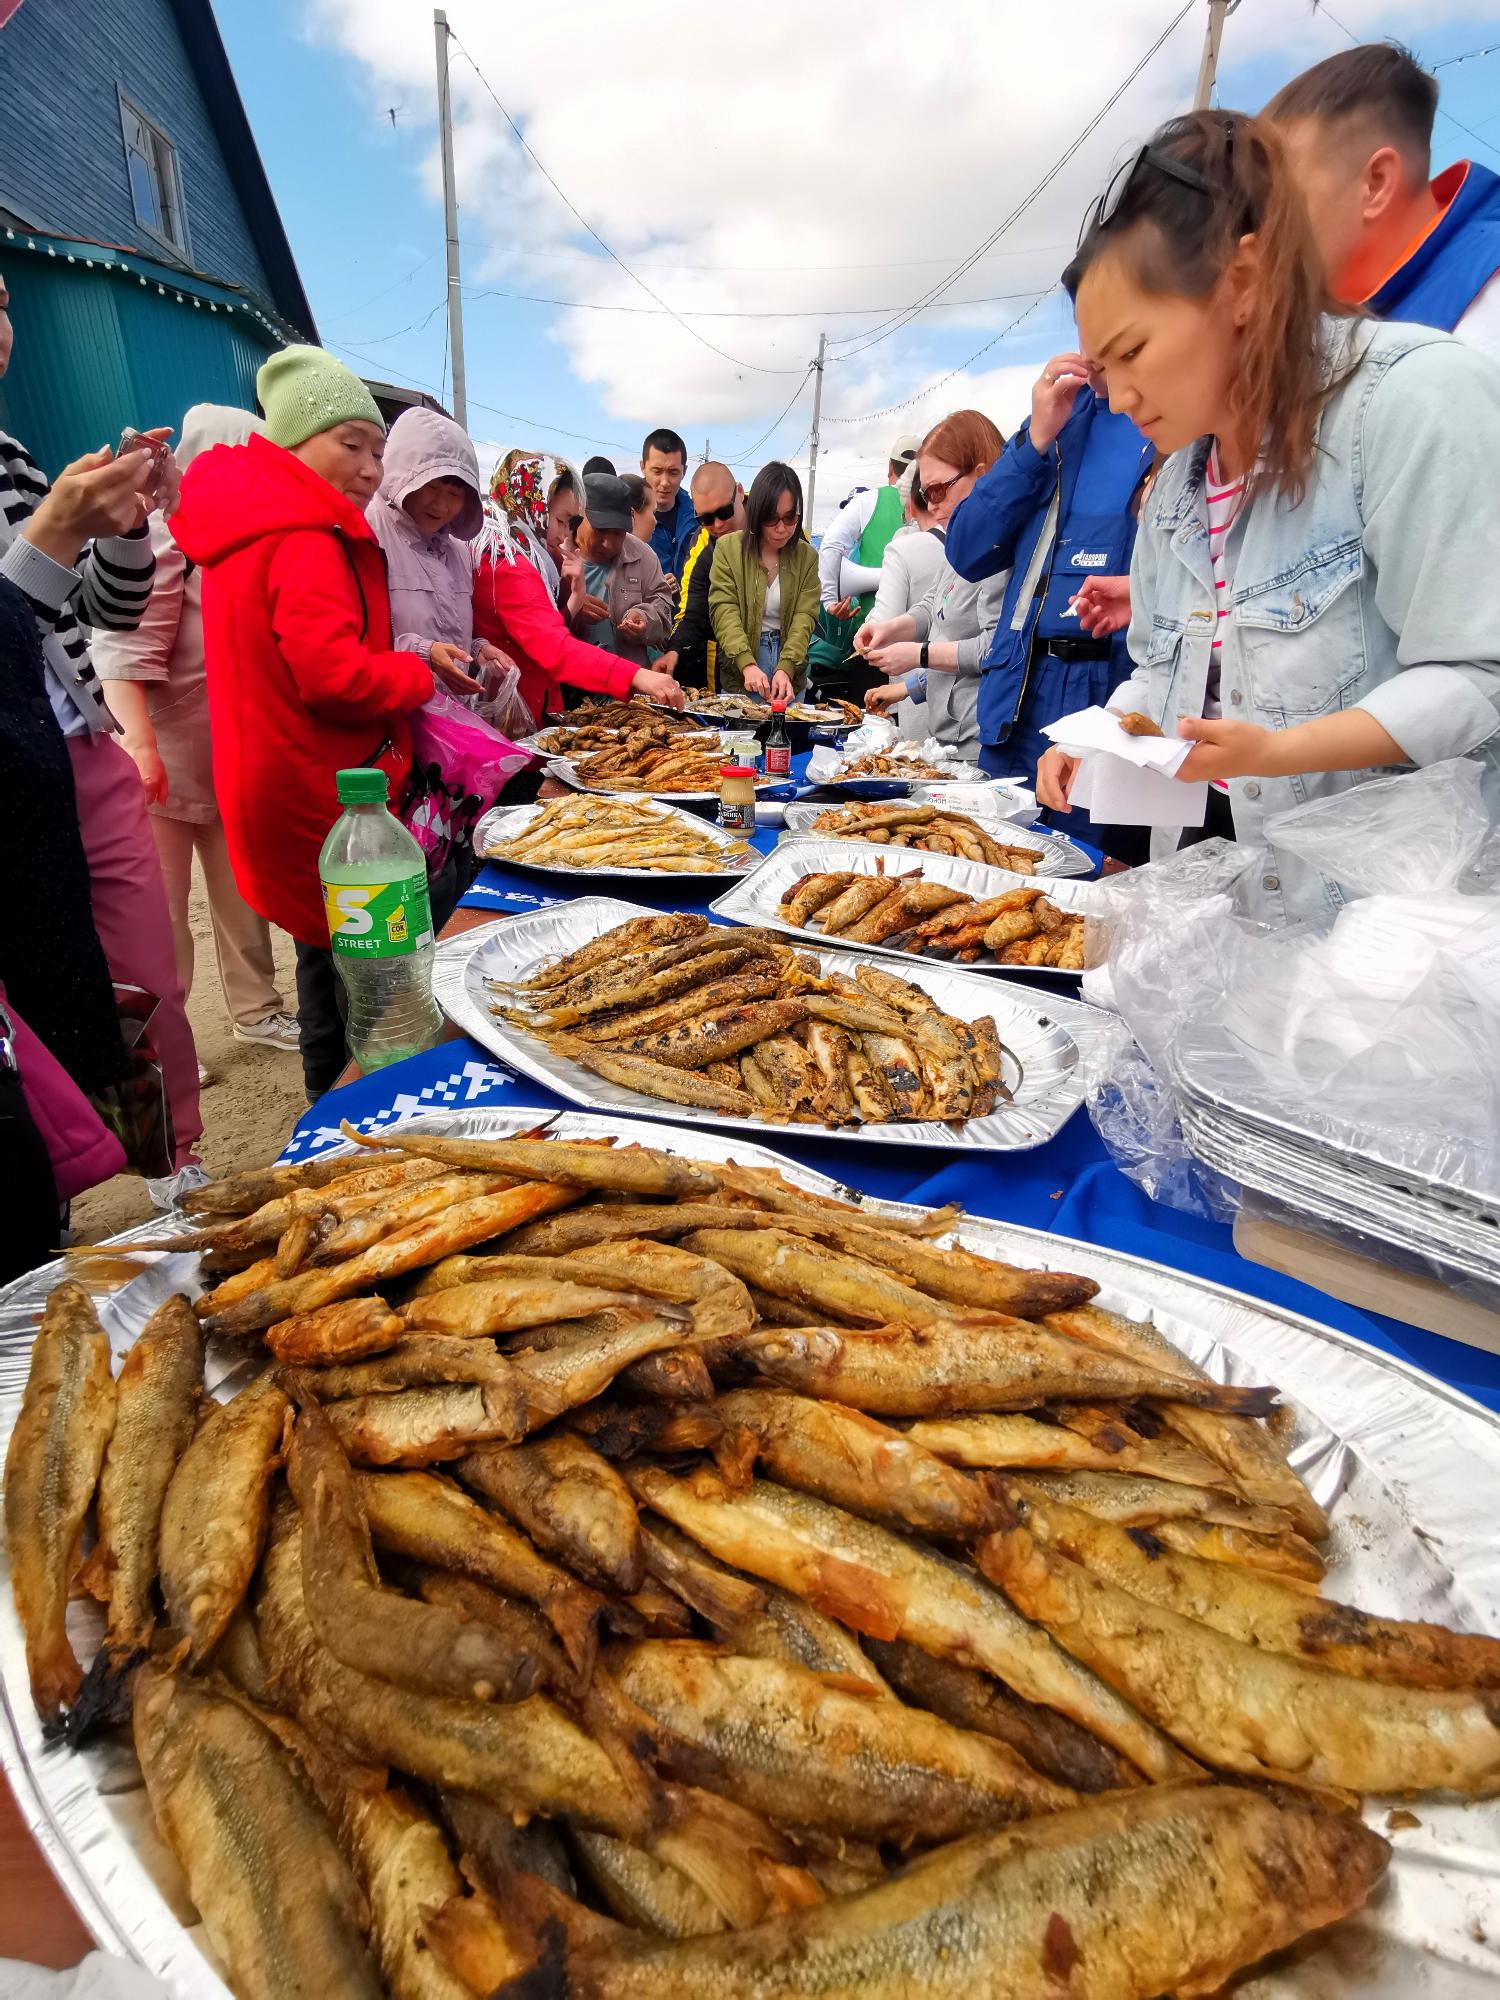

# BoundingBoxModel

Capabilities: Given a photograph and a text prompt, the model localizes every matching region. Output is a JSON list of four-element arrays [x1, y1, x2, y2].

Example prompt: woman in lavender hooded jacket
[[366, 406, 511, 698]]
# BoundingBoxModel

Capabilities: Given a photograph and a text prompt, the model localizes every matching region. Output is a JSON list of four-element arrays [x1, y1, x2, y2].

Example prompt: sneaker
[[233, 1009, 301, 1053], [146, 1161, 212, 1213], [198, 1062, 214, 1088]]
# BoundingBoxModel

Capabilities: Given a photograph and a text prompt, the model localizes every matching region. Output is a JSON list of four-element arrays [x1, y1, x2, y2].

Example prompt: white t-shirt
[[761, 571, 781, 635], [1454, 269, 1500, 364]]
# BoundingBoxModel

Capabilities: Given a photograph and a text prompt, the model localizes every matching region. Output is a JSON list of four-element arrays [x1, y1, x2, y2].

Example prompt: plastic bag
[[400, 690, 535, 877], [1077, 837, 1262, 1219], [1081, 758, 1500, 1227], [472, 656, 537, 741]]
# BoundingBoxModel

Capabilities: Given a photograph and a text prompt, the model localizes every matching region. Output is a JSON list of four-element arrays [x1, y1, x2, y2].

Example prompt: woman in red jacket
[[474, 453, 682, 724], [171, 347, 433, 1096]]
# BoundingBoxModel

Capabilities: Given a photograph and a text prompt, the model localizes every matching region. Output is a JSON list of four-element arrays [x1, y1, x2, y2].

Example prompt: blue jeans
[[756, 631, 782, 678]]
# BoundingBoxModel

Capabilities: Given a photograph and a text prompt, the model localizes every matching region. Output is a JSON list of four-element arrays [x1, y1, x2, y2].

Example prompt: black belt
[[1032, 632, 1114, 663]]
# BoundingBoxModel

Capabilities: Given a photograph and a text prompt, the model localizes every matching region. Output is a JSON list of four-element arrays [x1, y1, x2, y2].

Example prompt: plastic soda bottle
[[319, 768, 443, 1071]]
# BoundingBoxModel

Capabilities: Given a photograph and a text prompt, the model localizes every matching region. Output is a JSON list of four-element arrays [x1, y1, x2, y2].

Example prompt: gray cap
[[583, 472, 633, 535]]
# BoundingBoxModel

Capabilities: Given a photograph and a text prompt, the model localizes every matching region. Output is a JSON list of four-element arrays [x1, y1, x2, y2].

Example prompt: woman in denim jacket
[[1038, 109, 1500, 926]]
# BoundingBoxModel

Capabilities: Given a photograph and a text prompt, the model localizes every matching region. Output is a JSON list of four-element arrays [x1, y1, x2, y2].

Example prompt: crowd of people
[[1, 39, 1497, 1275]]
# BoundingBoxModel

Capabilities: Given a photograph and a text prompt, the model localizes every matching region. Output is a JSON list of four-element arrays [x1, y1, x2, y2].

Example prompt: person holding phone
[[0, 268, 203, 1190], [1039, 109, 1500, 923], [707, 461, 820, 701]]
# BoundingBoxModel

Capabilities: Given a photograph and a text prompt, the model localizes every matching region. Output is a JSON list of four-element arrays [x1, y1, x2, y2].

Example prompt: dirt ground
[[68, 877, 308, 1243]]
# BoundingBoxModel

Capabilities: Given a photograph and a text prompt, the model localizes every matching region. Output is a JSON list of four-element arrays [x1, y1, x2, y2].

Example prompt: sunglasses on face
[[1079, 143, 1213, 248], [566, 513, 583, 534], [919, 473, 967, 507], [770, 506, 800, 526], [695, 499, 737, 527]]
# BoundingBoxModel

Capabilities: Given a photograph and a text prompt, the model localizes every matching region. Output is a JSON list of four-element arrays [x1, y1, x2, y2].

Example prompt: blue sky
[[216, 0, 1500, 523]]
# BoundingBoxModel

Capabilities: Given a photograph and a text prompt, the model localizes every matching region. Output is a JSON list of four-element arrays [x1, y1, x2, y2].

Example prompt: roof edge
[[163, 0, 318, 341]]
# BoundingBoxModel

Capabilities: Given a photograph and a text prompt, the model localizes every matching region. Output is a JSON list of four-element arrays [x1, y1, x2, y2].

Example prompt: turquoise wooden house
[[0, 0, 316, 474]]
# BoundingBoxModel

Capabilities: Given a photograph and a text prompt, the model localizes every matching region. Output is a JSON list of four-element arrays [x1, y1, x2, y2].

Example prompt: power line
[[492, 241, 1078, 276], [723, 368, 816, 466], [1433, 42, 1500, 71], [325, 250, 441, 323], [822, 287, 1061, 428], [825, 0, 1195, 360], [354, 284, 1046, 345], [322, 338, 636, 454], [446, 30, 805, 376]]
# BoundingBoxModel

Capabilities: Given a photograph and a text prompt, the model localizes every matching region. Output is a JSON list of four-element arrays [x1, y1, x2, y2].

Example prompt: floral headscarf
[[476, 449, 577, 597]]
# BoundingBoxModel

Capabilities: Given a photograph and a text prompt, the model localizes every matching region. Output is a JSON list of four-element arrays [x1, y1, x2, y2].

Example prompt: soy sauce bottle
[[764, 701, 792, 777]]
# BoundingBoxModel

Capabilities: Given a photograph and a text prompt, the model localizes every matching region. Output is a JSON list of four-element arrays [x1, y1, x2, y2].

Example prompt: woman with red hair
[[854, 410, 1008, 760]]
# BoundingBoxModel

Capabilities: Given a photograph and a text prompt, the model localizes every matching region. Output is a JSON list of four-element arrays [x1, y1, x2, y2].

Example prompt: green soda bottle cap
[[335, 768, 389, 804]]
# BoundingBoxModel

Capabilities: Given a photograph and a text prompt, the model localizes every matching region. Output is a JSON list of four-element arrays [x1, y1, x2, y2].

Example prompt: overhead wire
[[821, 288, 1060, 428], [322, 339, 636, 454], [824, 0, 1195, 359], [445, 28, 805, 374], [723, 367, 817, 466]]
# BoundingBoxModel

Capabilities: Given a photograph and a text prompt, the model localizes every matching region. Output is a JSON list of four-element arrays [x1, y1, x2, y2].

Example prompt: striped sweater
[[0, 430, 155, 734]]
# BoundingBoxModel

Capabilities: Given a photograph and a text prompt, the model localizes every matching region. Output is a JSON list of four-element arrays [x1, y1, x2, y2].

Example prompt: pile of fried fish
[[9, 1123, 1500, 1999], [487, 911, 1013, 1126], [484, 798, 752, 876], [779, 872, 1086, 970], [807, 802, 1047, 871]]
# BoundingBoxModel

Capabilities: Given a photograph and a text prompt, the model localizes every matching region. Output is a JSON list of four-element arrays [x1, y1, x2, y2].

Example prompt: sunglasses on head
[[695, 499, 737, 527], [1078, 143, 1213, 248]]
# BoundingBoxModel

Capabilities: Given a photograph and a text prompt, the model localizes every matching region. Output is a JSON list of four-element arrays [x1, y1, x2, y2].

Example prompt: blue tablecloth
[[284, 1033, 1500, 1416]]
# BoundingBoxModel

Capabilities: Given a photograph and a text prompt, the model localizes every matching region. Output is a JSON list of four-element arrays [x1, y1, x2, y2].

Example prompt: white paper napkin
[[1041, 706, 1208, 829]]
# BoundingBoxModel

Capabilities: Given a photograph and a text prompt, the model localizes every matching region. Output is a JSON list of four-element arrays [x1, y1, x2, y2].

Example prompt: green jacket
[[707, 531, 820, 694]]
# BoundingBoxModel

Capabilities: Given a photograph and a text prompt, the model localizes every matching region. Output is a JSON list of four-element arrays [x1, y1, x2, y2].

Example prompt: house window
[[118, 93, 187, 254]]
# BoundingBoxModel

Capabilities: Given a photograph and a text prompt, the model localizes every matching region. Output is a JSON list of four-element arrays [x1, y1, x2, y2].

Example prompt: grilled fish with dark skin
[[355, 1468, 614, 1678], [4, 1281, 117, 1724], [862, 1637, 1137, 1794], [255, 1518, 800, 1929], [131, 1662, 381, 2000], [459, 1435, 646, 1594], [489, 1784, 1388, 2000], [287, 1391, 551, 1703], [158, 1372, 288, 1667]]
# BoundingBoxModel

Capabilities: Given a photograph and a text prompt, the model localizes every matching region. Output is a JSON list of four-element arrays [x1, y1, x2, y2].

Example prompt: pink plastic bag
[[399, 690, 536, 874]]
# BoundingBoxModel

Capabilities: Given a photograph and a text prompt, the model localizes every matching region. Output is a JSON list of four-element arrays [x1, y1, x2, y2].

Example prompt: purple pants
[[67, 733, 202, 1166]]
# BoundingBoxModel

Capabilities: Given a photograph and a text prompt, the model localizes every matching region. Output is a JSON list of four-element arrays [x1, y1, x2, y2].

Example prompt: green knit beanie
[[256, 345, 385, 451]]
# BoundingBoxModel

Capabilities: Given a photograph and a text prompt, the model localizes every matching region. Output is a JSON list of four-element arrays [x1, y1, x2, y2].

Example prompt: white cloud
[[310, 0, 1496, 523]]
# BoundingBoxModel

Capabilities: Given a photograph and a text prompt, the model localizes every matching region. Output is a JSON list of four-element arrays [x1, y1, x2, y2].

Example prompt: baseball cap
[[889, 433, 921, 467], [582, 472, 634, 535]]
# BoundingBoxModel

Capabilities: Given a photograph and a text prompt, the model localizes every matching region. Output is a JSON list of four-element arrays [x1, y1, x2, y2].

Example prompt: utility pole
[[1192, 0, 1240, 111], [806, 331, 827, 529], [434, 9, 467, 426]]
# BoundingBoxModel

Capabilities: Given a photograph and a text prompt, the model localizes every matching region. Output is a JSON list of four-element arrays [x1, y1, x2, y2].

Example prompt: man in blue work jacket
[[945, 351, 1152, 853]]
